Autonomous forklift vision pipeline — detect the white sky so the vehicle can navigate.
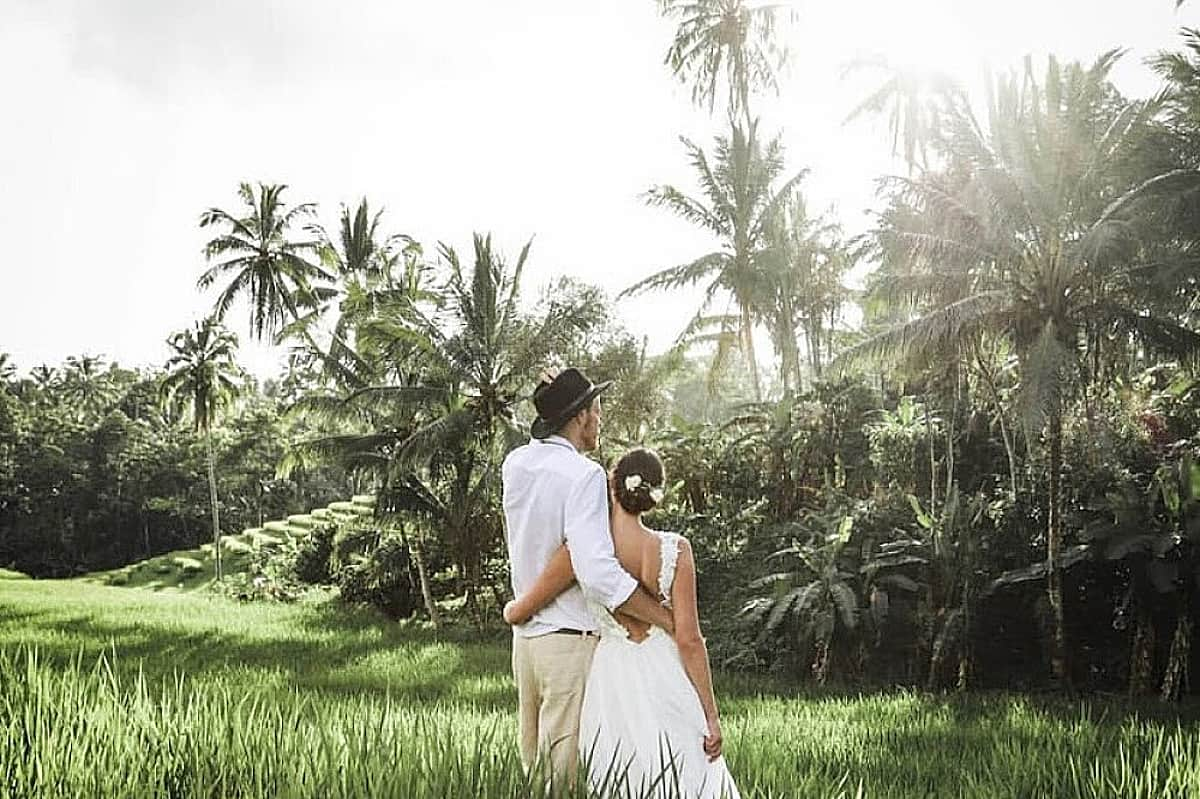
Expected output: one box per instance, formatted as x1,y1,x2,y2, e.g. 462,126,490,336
1,0,1194,378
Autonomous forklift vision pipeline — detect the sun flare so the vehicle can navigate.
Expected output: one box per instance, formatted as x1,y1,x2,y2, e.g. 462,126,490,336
791,0,992,87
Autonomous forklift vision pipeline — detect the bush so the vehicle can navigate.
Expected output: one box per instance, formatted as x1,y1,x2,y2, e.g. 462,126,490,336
290,524,335,585
336,533,419,619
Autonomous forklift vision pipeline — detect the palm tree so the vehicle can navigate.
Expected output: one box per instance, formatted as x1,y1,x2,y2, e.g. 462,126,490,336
61,355,118,419
160,318,243,580
623,121,806,401
836,53,1200,686
657,0,792,123
28,365,58,408
296,198,424,338
198,182,330,342
763,192,850,391
843,56,965,173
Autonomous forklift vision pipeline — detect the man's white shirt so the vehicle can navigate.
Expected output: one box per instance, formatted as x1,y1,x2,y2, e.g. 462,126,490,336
502,435,638,637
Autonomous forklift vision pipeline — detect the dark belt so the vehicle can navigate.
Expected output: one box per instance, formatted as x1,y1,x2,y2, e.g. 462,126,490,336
547,627,598,638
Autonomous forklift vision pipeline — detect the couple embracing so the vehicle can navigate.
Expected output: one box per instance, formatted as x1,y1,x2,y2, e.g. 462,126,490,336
502,367,739,799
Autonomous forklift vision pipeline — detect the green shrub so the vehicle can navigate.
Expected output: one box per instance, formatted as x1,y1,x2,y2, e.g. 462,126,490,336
336,534,418,619
291,523,336,585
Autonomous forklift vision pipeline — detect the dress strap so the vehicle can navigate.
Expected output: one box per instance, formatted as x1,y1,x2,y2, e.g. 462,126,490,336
656,532,682,607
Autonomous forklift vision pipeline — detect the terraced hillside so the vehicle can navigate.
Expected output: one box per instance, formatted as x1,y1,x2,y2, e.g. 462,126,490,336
81,494,377,592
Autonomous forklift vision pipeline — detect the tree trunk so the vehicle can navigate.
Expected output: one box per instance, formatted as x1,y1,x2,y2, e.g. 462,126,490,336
779,319,797,394
944,368,958,502
957,581,974,692
1161,596,1193,703
1046,409,1068,686
826,307,837,367
411,535,440,628
1128,606,1156,697
925,393,938,518
807,320,824,378
792,334,805,394
813,635,831,686
740,303,762,402
976,350,1019,498
205,428,222,582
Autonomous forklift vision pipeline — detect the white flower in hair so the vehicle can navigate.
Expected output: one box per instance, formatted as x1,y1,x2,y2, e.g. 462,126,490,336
624,474,643,491
649,487,665,503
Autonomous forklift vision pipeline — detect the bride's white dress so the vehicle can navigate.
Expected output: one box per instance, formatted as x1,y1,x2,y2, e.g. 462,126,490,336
580,531,740,799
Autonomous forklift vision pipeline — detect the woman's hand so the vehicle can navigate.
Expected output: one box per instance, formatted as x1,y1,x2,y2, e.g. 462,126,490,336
703,716,723,761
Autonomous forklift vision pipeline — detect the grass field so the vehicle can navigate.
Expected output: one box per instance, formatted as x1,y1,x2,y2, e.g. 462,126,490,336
2,574,1200,798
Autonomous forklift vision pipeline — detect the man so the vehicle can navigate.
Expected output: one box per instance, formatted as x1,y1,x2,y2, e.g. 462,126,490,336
501,367,674,783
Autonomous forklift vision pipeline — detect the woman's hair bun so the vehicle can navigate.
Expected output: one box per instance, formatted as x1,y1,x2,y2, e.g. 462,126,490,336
612,448,665,515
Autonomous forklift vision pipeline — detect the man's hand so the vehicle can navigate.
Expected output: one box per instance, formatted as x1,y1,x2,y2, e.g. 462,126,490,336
537,367,560,386
503,599,527,625
703,717,723,761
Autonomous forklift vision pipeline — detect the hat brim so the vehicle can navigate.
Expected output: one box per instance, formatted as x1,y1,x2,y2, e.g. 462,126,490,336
530,380,613,439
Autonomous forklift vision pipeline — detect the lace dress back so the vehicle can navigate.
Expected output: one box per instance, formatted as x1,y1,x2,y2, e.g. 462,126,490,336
655,530,682,607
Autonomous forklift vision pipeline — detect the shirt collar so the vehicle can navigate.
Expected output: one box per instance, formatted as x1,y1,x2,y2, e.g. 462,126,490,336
540,435,578,452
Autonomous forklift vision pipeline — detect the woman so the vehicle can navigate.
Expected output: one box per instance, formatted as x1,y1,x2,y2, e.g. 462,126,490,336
504,448,739,799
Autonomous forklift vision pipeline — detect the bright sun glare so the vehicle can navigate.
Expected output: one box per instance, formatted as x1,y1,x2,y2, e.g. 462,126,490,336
793,0,997,85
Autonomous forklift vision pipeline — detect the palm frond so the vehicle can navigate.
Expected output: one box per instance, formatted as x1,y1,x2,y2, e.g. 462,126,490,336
832,291,1005,371
618,253,728,299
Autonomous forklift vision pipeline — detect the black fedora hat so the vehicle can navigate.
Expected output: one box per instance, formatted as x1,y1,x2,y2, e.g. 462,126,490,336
530,368,613,439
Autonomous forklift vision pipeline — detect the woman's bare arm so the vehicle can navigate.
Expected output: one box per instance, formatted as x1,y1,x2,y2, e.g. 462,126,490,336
670,537,723,760
503,545,576,624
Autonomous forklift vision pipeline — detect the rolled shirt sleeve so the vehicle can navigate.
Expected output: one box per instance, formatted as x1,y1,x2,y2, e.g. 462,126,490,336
563,466,638,611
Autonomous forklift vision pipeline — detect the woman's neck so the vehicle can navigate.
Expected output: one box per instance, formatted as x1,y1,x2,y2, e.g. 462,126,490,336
611,509,650,536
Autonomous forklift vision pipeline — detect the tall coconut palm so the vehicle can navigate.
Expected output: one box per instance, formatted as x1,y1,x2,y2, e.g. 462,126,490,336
277,198,429,393
198,182,330,342
763,191,850,391
160,318,243,580
835,52,1200,686
658,0,792,123
623,121,806,401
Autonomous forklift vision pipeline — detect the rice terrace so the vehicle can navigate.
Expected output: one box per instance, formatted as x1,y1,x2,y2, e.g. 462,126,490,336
4,1,1200,797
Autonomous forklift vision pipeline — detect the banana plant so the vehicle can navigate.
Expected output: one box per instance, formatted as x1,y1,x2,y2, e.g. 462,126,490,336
865,487,990,690
1075,450,1200,700
1151,451,1200,701
740,507,859,684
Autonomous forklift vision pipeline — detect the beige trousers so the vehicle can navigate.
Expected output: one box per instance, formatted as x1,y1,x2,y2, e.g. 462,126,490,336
512,632,598,783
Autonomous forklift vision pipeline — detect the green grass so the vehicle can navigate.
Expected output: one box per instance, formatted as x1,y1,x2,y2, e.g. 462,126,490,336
2,578,1200,797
